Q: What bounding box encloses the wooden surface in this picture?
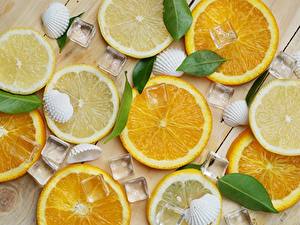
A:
[0,0,300,224]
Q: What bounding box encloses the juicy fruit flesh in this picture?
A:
[51,71,114,139]
[127,84,204,160]
[44,172,124,225]
[102,0,170,51]
[0,33,50,90]
[193,0,271,76]
[255,86,300,150]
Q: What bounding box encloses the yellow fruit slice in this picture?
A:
[98,0,172,58]
[227,129,300,211]
[0,29,55,94]
[45,65,119,144]
[0,111,46,182]
[185,0,279,85]
[147,169,222,225]
[249,79,300,155]
[120,76,212,169]
[37,164,130,225]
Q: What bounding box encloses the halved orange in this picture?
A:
[185,0,279,85]
[120,76,212,169]
[37,164,130,225]
[227,129,300,211]
[0,110,46,182]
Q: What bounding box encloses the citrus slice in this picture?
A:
[0,111,46,182]
[227,129,300,211]
[120,76,212,169]
[0,29,55,94]
[185,0,279,85]
[37,164,130,225]
[147,169,222,225]
[45,65,119,144]
[98,0,172,58]
[249,79,300,155]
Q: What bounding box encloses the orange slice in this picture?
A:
[185,0,279,85]
[0,111,46,182]
[37,164,130,225]
[227,129,300,211]
[120,76,212,169]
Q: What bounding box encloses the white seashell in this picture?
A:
[43,90,73,123]
[42,2,70,39]
[223,100,249,127]
[153,48,186,77]
[184,194,221,225]
[67,144,102,163]
[293,52,300,78]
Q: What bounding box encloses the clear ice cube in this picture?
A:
[156,203,185,225]
[201,151,229,181]
[41,135,70,170]
[109,154,134,180]
[67,17,96,48]
[123,177,149,203]
[210,21,238,49]
[206,82,234,110]
[10,135,40,162]
[80,175,110,203]
[224,208,254,225]
[98,46,127,77]
[27,158,55,186]
[269,51,297,79]
[145,83,168,108]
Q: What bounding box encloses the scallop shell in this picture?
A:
[67,144,102,163]
[42,2,70,38]
[223,100,249,127]
[43,90,73,123]
[293,52,300,78]
[153,48,186,77]
[184,194,221,225]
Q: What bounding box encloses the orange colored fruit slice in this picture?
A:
[227,129,300,211]
[0,111,46,182]
[37,164,130,225]
[120,76,212,169]
[185,0,279,85]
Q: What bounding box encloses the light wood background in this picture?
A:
[0,0,299,224]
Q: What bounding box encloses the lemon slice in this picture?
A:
[249,79,300,155]
[0,29,55,94]
[147,169,222,225]
[45,65,119,144]
[98,0,172,58]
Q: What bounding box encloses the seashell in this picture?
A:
[184,194,221,225]
[223,100,249,127]
[43,90,73,123]
[42,2,70,39]
[293,52,300,78]
[67,144,102,163]
[153,48,186,77]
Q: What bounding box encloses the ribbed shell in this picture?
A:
[223,100,249,127]
[294,52,300,78]
[42,2,70,38]
[67,144,102,163]
[153,48,186,77]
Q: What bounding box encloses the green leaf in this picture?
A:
[163,0,192,40]
[56,12,84,52]
[245,70,269,106]
[177,50,226,76]
[104,73,133,143]
[177,163,202,171]
[217,173,278,213]
[0,90,42,114]
[132,56,156,94]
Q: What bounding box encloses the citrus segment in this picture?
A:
[0,29,55,94]
[249,80,300,155]
[227,129,300,211]
[120,76,212,169]
[45,65,119,144]
[98,0,172,58]
[37,164,130,225]
[0,111,46,182]
[185,0,279,85]
[147,169,222,225]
